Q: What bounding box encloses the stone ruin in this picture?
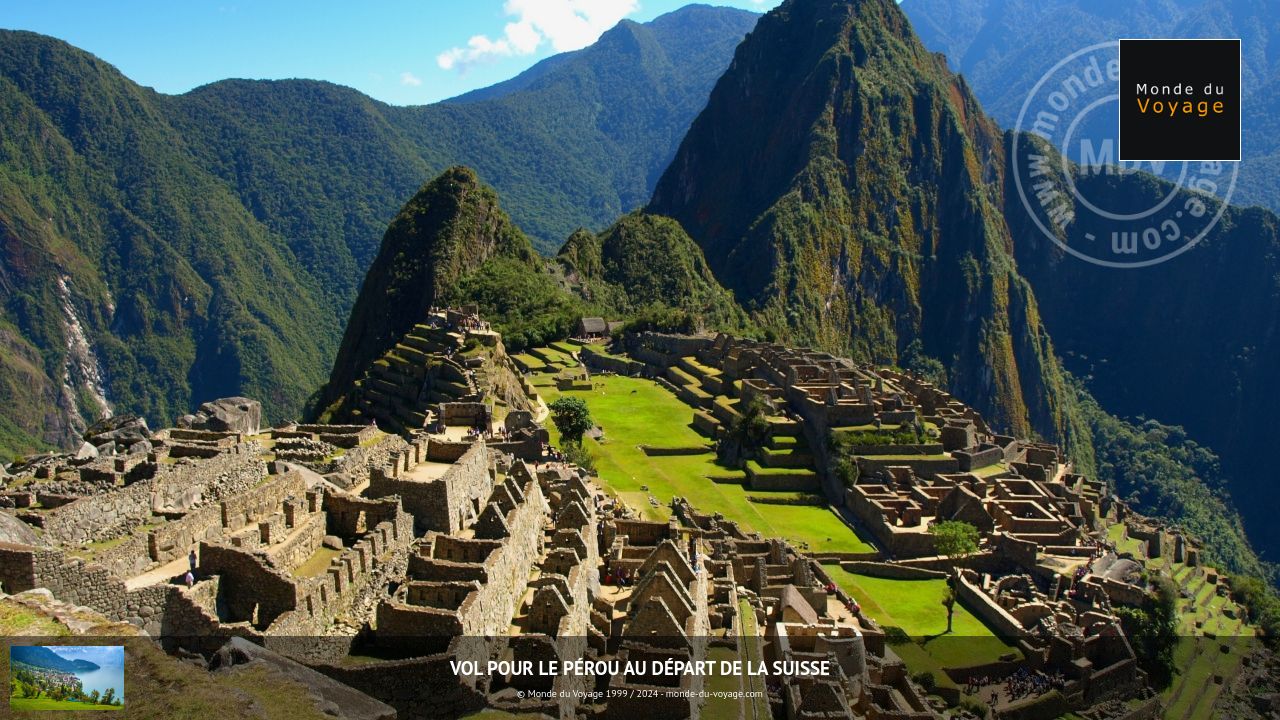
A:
[0,312,1214,719]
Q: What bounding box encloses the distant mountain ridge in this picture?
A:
[0,5,757,457]
[899,0,1280,211]
[11,646,99,673]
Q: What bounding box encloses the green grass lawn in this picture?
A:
[291,547,341,578]
[511,353,546,372]
[10,697,122,711]
[969,462,1008,478]
[1158,551,1254,720]
[0,599,70,636]
[822,565,1019,670]
[540,375,873,554]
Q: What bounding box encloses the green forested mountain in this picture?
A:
[0,32,339,456]
[895,0,1280,560]
[1002,140,1280,561]
[315,166,543,416]
[316,169,755,420]
[646,0,1272,577]
[0,5,756,457]
[649,0,1090,461]
[556,212,754,334]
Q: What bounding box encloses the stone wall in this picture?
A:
[265,513,326,571]
[39,478,154,546]
[581,348,644,376]
[221,471,306,531]
[199,541,298,627]
[379,479,547,638]
[0,542,255,651]
[153,442,267,508]
[955,572,1024,639]
[0,545,130,619]
[955,445,1005,471]
[279,506,414,636]
[369,442,493,533]
[838,561,946,580]
[39,443,268,548]
[148,502,224,566]
[331,433,409,487]
[315,649,489,720]
[843,487,937,558]
[425,439,473,463]
[92,531,154,578]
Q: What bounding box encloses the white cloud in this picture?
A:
[437,0,638,72]
[400,71,422,86]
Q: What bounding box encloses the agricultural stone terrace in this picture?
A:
[0,311,1255,719]
[321,306,541,437]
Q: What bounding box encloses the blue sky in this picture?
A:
[3,1,782,105]
[45,645,125,667]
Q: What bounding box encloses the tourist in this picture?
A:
[184,570,194,588]
[188,549,197,572]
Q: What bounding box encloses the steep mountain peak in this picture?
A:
[315,166,537,414]
[649,0,1084,451]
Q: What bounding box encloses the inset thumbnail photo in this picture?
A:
[9,645,124,712]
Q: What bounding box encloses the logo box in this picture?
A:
[1119,38,1241,162]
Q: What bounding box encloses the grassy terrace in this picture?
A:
[823,564,1019,690]
[538,374,873,554]
[969,462,1009,478]
[1100,519,1253,720]
[0,598,69,636]
[292,546,342,579]
[10,697,122,711]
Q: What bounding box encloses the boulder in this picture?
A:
[323,535,344,551]
[210,637,395,720]
[274,462,327,489]
[75,442,98,460]
[180,397,262,435]
[83,414,152,448]
[0,512,48,547]
[127,439,153,455]
[323,471,355,490]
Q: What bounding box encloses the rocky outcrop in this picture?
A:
[0,512,47,547]
[211,637,396,720]
[81,414,152,455]
[178,397,262,435]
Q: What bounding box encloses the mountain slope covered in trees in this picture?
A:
[649,0,1090,461]
[0,6,757,457]
[647,0,1273,576]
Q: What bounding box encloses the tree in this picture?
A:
[1116,576,1179,688]
[102,687,115,706]
[941,584,959,634]
[90,689,100,705]
[562,440,596,473]
[721,393,771,466]
[930,520,980,633]
[549,397,593,445]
